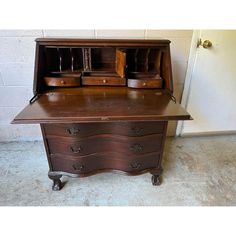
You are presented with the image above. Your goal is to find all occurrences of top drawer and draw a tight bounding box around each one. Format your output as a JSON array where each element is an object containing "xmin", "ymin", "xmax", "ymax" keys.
[{"xmin": 43, "ymin": 122, "xmax": 165, "ymax": 138}]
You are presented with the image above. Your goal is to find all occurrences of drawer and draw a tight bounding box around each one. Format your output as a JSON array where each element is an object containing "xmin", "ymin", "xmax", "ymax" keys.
[
  {"xmin": 42, "ymin": 122, "xmax": 165, "ymax": 138},
  {"xmin": 46, "ymin": 134, "xmax": 163, "ymax": 156},
  {"xmin": 44, "ymin": 73, "xmax": 81, "ymax": 87},
  {"xmin": 127, "ymin": 78, "xmax": 162, "ymax": 89},
  {"xmin": 82, "ymin": 76, "xmax": 126, "ymax": 86},
  {"xmin": 50, "ymin": 152, "xmax": 160, "ymax": 174}
]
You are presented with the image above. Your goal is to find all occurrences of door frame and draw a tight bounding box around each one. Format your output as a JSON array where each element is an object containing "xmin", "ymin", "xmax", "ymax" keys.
[{"xmin": 176, "ymin": 30, "xmax": 200, "ymax": 136}]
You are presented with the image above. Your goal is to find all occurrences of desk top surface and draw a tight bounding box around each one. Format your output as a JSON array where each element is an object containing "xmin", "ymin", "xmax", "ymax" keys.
[{"xmin": 13, "ymin": 87, "xmax": 191, "ymax": 124}]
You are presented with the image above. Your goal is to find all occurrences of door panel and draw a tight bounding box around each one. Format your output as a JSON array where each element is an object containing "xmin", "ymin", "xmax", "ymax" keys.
[{"xmin": 182, "ymin": 30, "xmax": 236, "ymax": 134}]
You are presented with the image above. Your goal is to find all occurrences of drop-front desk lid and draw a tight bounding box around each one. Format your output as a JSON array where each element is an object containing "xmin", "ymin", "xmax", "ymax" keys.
[{"xmin": 12, "ymin": 87, "xmax": 191, "ymax": 124}]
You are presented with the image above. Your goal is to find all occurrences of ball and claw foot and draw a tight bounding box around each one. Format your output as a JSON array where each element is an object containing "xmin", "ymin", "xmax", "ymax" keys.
[
  {"xmin": 52, "ymin": 179, "xmax": 62, "ymax": 191},
  {"xmin": 48, "ymin": 173, "xmax": 63, "ymax": 191},
  {"xmin": 151, "ymin": 175, "xmax": 161, "ymax": 186}
]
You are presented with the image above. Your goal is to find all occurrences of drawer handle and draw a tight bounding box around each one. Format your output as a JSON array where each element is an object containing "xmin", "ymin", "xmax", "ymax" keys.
[
  {"xmin": 70, "ymin": 146, "xmax": 83, "ymax": 153},
  {"xmin": 130, "ymin": 162, "xmax": 141, "ymax": 169},
  {"xmin": 130, "ymin": 143, "xmax": 143, "ymax": 153},
  {"xmin": 67, "ymin": 127, "xmax": 80, "ymax": 135},
  {"xmin": 131, "ymin": 126, "xmax": 144, "ymax": 135},
  {"xmin": 72, "ymin": 164, "xmax": 84, "ymax": 171}
]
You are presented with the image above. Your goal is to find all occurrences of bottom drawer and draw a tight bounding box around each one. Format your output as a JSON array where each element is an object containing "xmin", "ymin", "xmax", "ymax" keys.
[{"xmin": 50, "ymin": 152, "xmax": 160, "ymax": 174}]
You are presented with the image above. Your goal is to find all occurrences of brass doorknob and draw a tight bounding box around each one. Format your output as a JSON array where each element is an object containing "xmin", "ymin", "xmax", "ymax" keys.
[
  {"xmin": 202, "ymin": 40, "xmax": 212, "ymax": 48},
  {"xmin": 197, "ymin": 39, "xmax": 212, "ymax": 49}
]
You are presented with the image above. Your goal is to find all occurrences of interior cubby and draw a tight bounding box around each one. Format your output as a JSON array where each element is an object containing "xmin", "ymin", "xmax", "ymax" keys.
[
  {"xmin": 34, "ymin": 39, "xmax": 173, "ymax": 93},
  {"xmin": 45, "ymin": 47, "xmax": 83, "ymax": 74},
  {"xmin": 41, "ymin": 44, "xmax": 167, "ymax": 89},
  {"xmin": 126, "ymin": 48, "xmax": 163, "ymax": 75}
]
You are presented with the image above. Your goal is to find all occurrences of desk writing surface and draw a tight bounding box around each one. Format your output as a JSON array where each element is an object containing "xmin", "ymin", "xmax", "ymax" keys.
[{"xmin": 12, "ymin": 87, "xmax": 191, "ymax": 124}]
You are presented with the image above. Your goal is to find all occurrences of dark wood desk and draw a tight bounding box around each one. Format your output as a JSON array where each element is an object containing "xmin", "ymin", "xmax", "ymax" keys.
[{"xmin": 13, "ymin": 39, "xmax": 191, "ymax": 191}]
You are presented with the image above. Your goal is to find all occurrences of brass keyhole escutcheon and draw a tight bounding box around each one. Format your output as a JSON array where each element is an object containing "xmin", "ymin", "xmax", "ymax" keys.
[{"xmin": 197, "ymin": 39, "xmax": 212, "ymax": 49}]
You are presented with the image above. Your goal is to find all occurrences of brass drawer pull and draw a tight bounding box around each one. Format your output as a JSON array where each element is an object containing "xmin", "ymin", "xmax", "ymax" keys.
[
  {"xmin": 130, "ymin": 143, "xmax": 143, "ymax": 153},
  {"xmin": 72, "ymin": 164, "xmax": 84, "ymax": 171},
  {"xmin": 70, "ymin": 145, "xmax": 83, "ymax": 153},
  {"xmin": 131, "ymin": 126, "xmax": 144, "ymax": 135},
  {"xmin": 67, "ymin": 127, "xmax": 80, "ymax": 135},
  {"xmin": 130, "ymin": 162, "xmax": 141, "ymax": 169}
]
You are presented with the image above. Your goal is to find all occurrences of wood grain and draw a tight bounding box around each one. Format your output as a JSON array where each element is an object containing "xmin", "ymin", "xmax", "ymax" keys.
[
  {"xmin": 46, "ymin": 133, "xmax": 163, "ymax": 156},
  {"xmin": 50, "ymin": 152, "xmax": 160, "ymax": 174},
  {"xmin": 12, "ymin": 38, "xmax": 191, "ymax": 190},
  {"xmin": 12, "ymin": 87, "xmax": 191, "ymax": 124},
  {"xmin": 43, "ymin": 122, "xmax": 165, "ymax": 138}
]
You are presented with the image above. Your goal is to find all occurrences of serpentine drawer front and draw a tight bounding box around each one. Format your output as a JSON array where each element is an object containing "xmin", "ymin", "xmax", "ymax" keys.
[
  {"xmin": 46, "ymin": 133, "xmax": 163, "ymax": 156},
  {"xmin": 43, "ymin": 122, "xmax": 165, "ymax": 138},
  {"xmin": 12, "ymin": 38, "xmax": 191, "ymax": 191},
  {"xmin": 50, "ymin": 153, "xmax": 160, "ymax": 175}
]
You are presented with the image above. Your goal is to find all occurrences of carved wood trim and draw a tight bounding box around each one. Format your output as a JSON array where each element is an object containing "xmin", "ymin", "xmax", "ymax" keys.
[{"xmin": 82, "ymin": 48, "xmax": 92, "ymax": 71}]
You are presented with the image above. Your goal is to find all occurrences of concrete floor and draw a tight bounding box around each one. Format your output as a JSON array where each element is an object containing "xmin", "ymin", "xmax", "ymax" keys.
[{"xmin": 0, "ymin": 135, "xmax": 236, "ymax": 206}]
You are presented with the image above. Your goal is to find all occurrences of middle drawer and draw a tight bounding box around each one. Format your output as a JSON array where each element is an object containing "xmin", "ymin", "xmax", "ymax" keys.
[{"xmin": 46, "ymin": 134, "xmax": 163, "ymax": 157}]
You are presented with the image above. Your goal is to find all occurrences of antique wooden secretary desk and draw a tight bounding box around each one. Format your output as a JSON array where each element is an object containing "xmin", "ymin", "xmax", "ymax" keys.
[{"xmin": 13, "ymin": 38, "xmax": 191, "ymax": 191}]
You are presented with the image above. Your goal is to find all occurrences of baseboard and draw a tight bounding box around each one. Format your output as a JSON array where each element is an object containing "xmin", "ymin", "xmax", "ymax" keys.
[{"xmin": 180, "ymin": 130, "xmax": 236, "ymax": 137}]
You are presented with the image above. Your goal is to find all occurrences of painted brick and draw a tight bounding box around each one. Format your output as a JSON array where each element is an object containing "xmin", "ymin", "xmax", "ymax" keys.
[
  {"xmin": 173, "ymin": 83, "xmax": 185, "ymax": 103},
  {"xmin": 169, "ymin": 37, "xmax": 192, "ymax": 62},
  {"xmin": 0, "ymin": 107, "xmax": 23, "ymax": 124},
  {"xmin": 146, "ymin": 30, "xmax": 193, "ymax": 38},
  {"xmin": 0, "ymin": 63, "xmax": 34, "ymax": 86},
  {"xmin": 0, "ymin": 71, "xmax": 3, "ymax": 85},
  {"xmin": 43, "ymin": 30, "xmax": 95, "ymax": 38},
  {"xmin": 96, "ymin": 30, "xmax": 145, "ymax": 38},
  {"xmin": 0, "ymin": 124, "xmax": 42, "ymax": 141},
  {"xmin": 0, "ymin": 37, "xmax": 36, "ymax": 64},
  {"xmin": 0, "ymin": 86, "xmax": 33, "ymax": 107},
  {"xmin": 0, "ymin": 30, "xmax": 43, "ymax": 37},
  {"xmin": 172, "ymin": 61, "xmax": 188, "ymax": 85}
]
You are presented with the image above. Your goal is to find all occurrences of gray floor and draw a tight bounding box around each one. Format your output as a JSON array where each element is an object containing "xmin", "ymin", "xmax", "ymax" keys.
[{"xmin": 0, "ymin": 135, "xmax": 236, "ymax": 206}]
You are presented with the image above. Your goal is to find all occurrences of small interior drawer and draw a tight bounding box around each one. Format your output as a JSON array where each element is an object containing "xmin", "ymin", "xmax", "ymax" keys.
[
  {"xmin": 128, "ymin": 78, "xmax": 162, "ymax": 88},
  {"xmin": 82, "ymin": 75, "xmax": 126, "ymax": 86},
  {"xmin": 127, "ymin": 72, "xmax": 163, "ymax": 89},
  {"xmin": 44, "ymin": 72, "xmax": 81, "ymax": 87}
]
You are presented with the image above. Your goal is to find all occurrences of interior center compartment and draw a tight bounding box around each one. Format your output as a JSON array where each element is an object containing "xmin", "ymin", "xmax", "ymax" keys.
[
  {"xmin": 40, "ymin": 44, "xmax": 169, "ymax": 90},
  {"xmin": 91, "ymin": 48, "xmax": 116, "ymax": 71}
]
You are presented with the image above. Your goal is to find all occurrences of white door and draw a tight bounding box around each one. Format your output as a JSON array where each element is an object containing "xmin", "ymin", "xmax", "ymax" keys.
[{"xmin": 180, "ymin": 30, "xmax": 236, "ymax": 135}]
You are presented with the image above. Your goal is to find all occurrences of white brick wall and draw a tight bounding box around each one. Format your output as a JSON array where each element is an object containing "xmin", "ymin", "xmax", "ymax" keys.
[{"xmin": 0, "ymin": 30, "xmax": 192, "ymax": 141}]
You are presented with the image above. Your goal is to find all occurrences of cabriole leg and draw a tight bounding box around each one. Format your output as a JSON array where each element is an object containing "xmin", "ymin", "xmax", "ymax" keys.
[
  {"xmin": 151, "ymin": 174, "xmax": 162, "ymax": 186},
  {"xmin": 48, "ymin": 172, "xmax": 62, "ymax": 191},
  {"xmin": 150, "ymin": 167, "xmax": 163, "ymax": 186}
]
